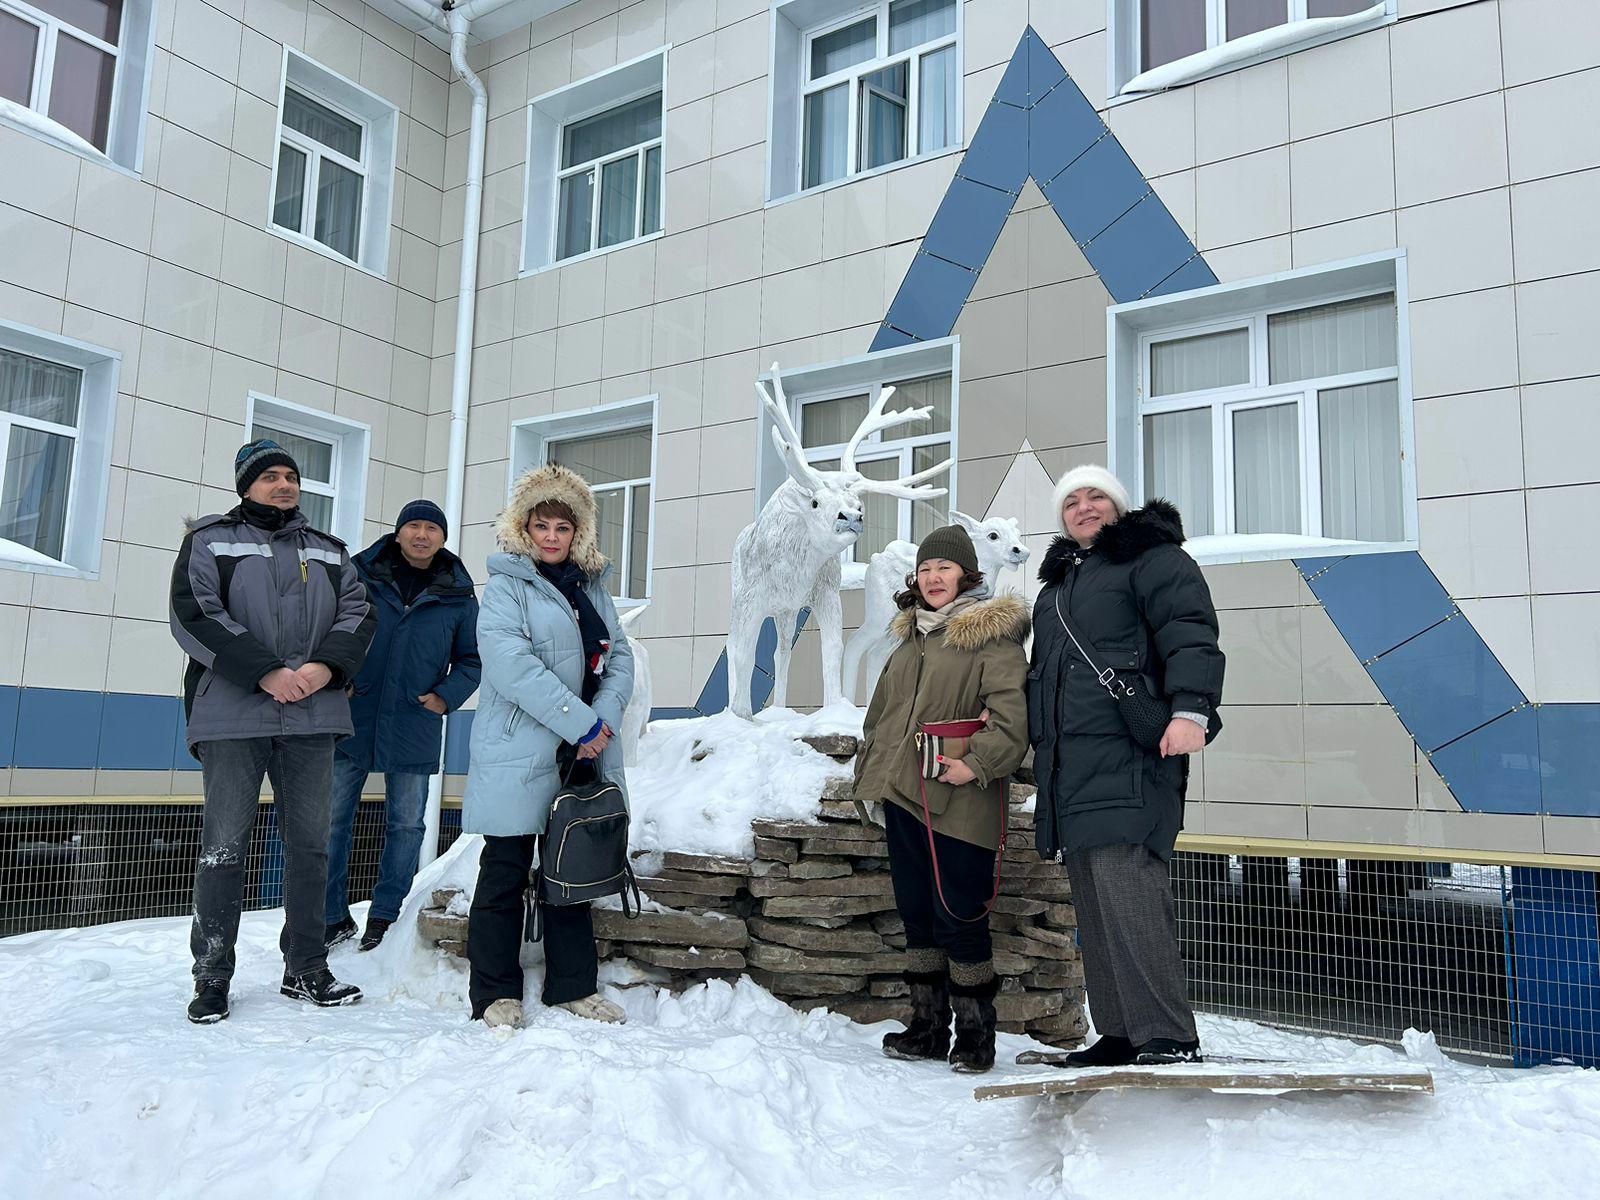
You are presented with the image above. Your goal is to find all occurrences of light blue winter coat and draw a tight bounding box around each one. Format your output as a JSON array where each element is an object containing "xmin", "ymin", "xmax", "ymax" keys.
[{"xmin": 462, "ymin": 552, "xmax": 635, "ymax": 837}]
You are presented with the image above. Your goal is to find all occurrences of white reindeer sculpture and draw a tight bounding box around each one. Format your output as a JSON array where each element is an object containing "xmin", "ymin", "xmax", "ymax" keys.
[
  {"xmin": 726, "ymin": 365, "xmax": 952, "ymax": 719},
  {"xmin": 841, "ymin": 510, "xmax": 1032, "ymax": 704},
  {"xmin": 617, "ymin": 603, "xmax": 651, "ymax": 767}
]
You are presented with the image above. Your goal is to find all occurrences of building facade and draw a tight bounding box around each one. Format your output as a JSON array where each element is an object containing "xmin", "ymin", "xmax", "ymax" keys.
[{"xmin": 1, "ymin": 0, "xmax": 1597, "ymax": 875}]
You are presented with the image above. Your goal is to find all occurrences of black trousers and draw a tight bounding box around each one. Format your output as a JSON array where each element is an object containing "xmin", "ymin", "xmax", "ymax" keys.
[
  {"xmin": 884, "ymin": 801, "xmax": 994, "ymax": 965},
  {"xmin": 467, "ymin": 834, "xmax": 598, "ymax": 1017}
]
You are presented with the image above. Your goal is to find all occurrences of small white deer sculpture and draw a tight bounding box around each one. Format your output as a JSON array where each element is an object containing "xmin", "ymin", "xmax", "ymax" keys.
[
  {"xmin": 726, "ymin": 364, "xmax": 951, "ymax": 719},
  {"xmin": 617, "ymin": 603, "xmax": 651, "ymax": 767},
  {"xmin": 842, "ymin": 511, "xmax": 1031, "ymax": 703}
]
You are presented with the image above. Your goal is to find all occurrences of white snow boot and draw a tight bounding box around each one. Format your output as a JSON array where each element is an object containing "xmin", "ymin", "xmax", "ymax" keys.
[
  {"xmin": 483, "ymin": 999, "xmax": 525, "ymax": 1029},
  {"xmin": 556, "ymin": 994, "xmax": 626, "ymax": 1024}
]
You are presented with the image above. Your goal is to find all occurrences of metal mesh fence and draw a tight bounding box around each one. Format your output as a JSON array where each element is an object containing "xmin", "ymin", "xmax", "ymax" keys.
[
  {"xmin": 0, "ymin": 799, "xmax": 464, "ymax": 938},
  {"xmin": 1173, "ymin": 852, "xmax": 1600, "ymax": 1066}
]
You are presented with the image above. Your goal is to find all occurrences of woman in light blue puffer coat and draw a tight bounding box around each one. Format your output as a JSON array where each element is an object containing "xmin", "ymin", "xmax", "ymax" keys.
[{"xmin": 464, "ymin": 463, "xmax": 634, "ymax": 1029}]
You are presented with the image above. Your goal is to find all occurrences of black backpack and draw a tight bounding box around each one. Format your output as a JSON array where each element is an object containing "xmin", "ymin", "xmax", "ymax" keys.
[{"xmin": 525, "ymin": 758, "xmax": 641, "ymax": 943}]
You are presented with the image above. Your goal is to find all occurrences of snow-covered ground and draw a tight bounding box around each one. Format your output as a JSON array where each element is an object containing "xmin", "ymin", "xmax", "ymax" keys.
[{"xmin": 5, "ymin": 872, "xmax": 1599, "ymax": 1199}]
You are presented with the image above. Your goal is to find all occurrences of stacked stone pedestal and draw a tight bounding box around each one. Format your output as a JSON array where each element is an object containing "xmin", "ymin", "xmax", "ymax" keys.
[{"xmin": 416, "ymin": 734, "xmax": 1087, "ymax": 1047}]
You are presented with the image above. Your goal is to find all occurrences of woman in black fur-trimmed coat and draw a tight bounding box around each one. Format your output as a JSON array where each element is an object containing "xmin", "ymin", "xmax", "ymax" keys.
[{"xmin": 1028, "ymin": 466, "xmax": 1224, "ymax": 1068}]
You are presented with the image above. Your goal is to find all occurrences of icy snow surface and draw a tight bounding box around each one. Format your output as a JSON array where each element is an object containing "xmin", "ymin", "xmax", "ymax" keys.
[{"xmin": 5, "ymin": 712, "xmax": 1600, "ymax": 1197}]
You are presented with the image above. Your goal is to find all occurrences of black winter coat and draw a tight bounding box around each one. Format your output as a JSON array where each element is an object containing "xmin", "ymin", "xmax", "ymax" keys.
[
  {"xmin": 1028, "ymin": 501, "xmax": 1224, "ymax": 862},
  {"xmin": 339, "ymin": 537, "xmax": 481, "ymax": 775}
]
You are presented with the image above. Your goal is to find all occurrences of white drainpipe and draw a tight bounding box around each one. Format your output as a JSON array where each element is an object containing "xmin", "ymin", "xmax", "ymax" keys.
[{"xmin": 421, "ymin": 5, "xmax": 490, "ymax": 866}]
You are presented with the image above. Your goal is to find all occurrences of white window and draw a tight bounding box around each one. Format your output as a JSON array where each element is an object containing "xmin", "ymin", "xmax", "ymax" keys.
[
  {"xmin": 0, "ymin": 320, "xmax": 118, "ymax": 576},
  {"xmin": 1108, "ymin": 251, "xmax": 1415, "ymax": 564},
  {"xmin": 770, "ymin": 0, "xmax": 961, "ymax": 201},
  {"xmin": 526, "ymin": 49, "xmax": 668, "ymax": 273},
  {"xmin": 1110, "ymin": 0, "xmax": 1394, "ymax": 97},
  {"xmin": 510, "ymin": 397, "xmax": 658, "ymax": 603},
  {"xmin": 0, "ymin": 0, "xmax": 156, "ymax": 170},
  {"xmin": 245, "ymin": 394, "xmax": 370, "ymax": 545},
  {"xmin": 268, "ymin": 50, "xmax": 397, "ymax": 276}
]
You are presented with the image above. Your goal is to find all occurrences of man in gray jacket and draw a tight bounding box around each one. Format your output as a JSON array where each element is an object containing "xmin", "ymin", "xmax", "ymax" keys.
[{"xmin": 170, "ymin": 439, "xmax": 377, "ymax": 1024}]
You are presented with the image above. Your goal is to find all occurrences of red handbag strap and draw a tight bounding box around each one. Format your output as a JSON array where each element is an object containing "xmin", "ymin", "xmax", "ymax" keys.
[{"xmin": 916, "ymin": 771, "xmax": 1005, "ymax": 924}]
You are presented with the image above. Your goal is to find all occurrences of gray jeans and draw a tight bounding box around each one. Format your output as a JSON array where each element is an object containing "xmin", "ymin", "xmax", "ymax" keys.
[{"xmin": 191, "ymin": 735, "xmax": 334, "ymax": 983}]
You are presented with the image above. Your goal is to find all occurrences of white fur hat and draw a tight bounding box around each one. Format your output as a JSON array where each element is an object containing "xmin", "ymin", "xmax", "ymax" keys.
[{"xmin": 1051, "ymin": 465, "xmax": 1132, "ymax": 531}]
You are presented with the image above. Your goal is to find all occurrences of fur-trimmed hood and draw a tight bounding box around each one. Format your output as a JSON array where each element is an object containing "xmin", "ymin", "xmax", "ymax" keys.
[
  {"xmin": 1038, "ymin": 498, "xmax": 1186, "ymax": 586},
  {"xmin": 889, "ymin": 592, "xmax": 1031, "ymax": 650},
  {"xmin": 496, "ymin": 463, "xmax": 607, "ymax": 577}
]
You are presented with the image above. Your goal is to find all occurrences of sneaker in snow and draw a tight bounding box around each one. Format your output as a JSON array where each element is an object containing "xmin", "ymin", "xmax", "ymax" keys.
[
  {"xmin": 1133, "ymin": 1038, "xmax": 1202, "ymax": 1065},
  {"xmin": 556, "ymin": 994, "xmax": 626, "ymax": 1024},
  {"xmin": 280, "ymin": 968, "xmax": 363, "ymax": 1007},
  {"xmin": 187, "ymin": 979, "xmax": 230, "ymax": 1024},
  {"xmin": 1054, "ymin": 1035, "xmax": 1136, "ymax": 1069},
  {"xmin": 324, "ymin": 915, "xmax": 358, "ymax": 949},
  {"xmin": 358, "ymin": 918, "xmax": 392, "ymax": 952},
  {"xmin": 483, "ymin": 998, "xmax": 524, "ymax": 1029}
]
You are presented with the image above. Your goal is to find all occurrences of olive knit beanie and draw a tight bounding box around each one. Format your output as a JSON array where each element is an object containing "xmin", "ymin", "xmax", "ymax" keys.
[{"xmin": 915, "ymin": 524, "xmax": 979, "ymax": 574}]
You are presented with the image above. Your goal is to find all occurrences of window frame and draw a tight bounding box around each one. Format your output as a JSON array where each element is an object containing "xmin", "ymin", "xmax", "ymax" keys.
[
  {"xmin": 509, "ymin": 396, "xmax": 660, "ymax": 607},
  {"xmin": 244, "ymin": 392, "xmax": 370, "ymax": 546},
  {"xmin": 524, "ymin": 48, "xmax": 670, "ymax": 276},
  {"xmin": 1107, "ymin": 0, "xmax": 1396, "ymax": 103},
  {"xmin": 1109, "ymin": 250, "xmax": 1416, "ymax": 565},
  {"xmin": 0, "ymin": 319, "xmax": 119, "ymax": 579},
  {"xmin": 0, "ymin": 0, "xmax": 155, "ymax": 174},
  {"xmin": 265, "ymin": 49, "xmax": 399, "ymax": 279},
  {"xmin": 553, "ymin": 92, "xmax": 664, "ymax": 264}
]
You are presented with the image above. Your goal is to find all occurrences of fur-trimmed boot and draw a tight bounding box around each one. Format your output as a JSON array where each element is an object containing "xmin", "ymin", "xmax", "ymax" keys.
[
  {"xmin": 881, "ymin": 970, "xmax": 952, "ymax": 1061},
  {"xmin": 947, "ymin": 965, "xmax": 999, "ymax": 1074}
]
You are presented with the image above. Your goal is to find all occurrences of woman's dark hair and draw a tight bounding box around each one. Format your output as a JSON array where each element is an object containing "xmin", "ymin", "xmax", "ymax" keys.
[
  {"xmin": 893, "ymin": 567, "xmax": 985, "ymax": 611},
  {"xmin": 530, "ymin": 499, "xmax": 579, "ymax": 527}
]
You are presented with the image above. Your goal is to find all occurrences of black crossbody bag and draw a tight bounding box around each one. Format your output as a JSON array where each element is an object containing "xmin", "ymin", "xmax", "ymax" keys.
[
  {"xmin": 525, "ymin": 754, "xmax": 642, "ymax": 943},
  {"xmin": 1052, "ymin": 589, "xmax": 1222, "ymax": 751}
]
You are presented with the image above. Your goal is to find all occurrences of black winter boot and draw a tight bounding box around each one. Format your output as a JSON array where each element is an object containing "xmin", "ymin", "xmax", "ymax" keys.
[
  {"xmin": 881, "ymin": 971, "xmax": 952, "ymax": 1061},
  {"xmin": 324, "ymin": 915, "xmax": 358, "ymax": 949},
  {"xmin": 947, "ymin": 973, "xmax": 999, "ymax": 1074},
  {"xmin": 358, "ymin": 918, "xmax": 392, "ymax": 952},
  {"xmin": 1055, "ymin": 1035, "xmax": 1137, "ymax": 1068},
  {"xmin": 1133, "ymin": 1037, "xmax": 1202, "ymax": 1064},
  {"xmin": 281, "ymin": 968, "xmax": 363, "ymax": 1007},
  {"xmin": 187, "ymin": 979, "xmax": 230, "ymax": 1024}
]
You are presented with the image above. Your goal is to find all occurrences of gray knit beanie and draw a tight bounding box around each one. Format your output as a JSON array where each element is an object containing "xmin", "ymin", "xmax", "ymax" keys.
[{"xmin": 915, "ymin": 524, "xmax": 980, "ymax": 575}]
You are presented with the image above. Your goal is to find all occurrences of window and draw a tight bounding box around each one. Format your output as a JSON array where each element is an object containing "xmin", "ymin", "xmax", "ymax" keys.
[
  {"xmin": 268, "ymin": 50, "xmax": 397, "ymax": 275},
  {"xmin": 770, "ymin": 0, "xmax": 961, "ymax": 200},
  {"xmin": 510, "ymin": 397, "xmax": 658, "ymax": 603},
  {"xmin": 1111, "ymin": 0, "xmax": 1393, "ymax": 96},
  {"xmin": 245, "ymin": 393, "xmax": 370, "ymax": 545},
  {"xmin": 526, "ymin": 49, "xmax": 668, "ymax": 273},
  {"xmin": 799, "ymin": 374, "xmax": 953, "ymax": 561},
  {"xmin": 1108, "ymin": 251, "xmax": 1414, "ymax": 563},
  {"xmin": 0, "ymin": 0, "xmax": 155, "ymax": 169},
  {"xmin": 0, "ymin": 321, "xmax": 118, "ymax": 576}
]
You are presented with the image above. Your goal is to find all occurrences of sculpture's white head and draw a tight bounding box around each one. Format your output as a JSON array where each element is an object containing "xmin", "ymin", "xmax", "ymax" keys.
[
  {"xmin": 951, "ymin": 510, "xmax": 1030, "ymax": 575},
  {"xmin": 755, "ymin": 363, "xmax": 953, "ymax": 556}
]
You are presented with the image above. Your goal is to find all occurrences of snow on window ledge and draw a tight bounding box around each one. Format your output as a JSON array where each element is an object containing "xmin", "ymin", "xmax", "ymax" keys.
[
  {"xmin": 1120, "ymin": 3, "xmax": 1389, "ymax": 96},
  {"xmin": 0, "ymin": 97, "xmax": 108, "ymax": 161},
  {"xmin": 1183, "ymin": 532, "xmax": 1414, "ymax": 567},
  {"xmin": 0, "ymin": 535, "xmax": 81, "ymax": 574}
]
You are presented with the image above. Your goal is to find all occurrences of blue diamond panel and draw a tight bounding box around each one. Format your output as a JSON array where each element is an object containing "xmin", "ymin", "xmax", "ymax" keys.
[
  {"xmin": 1428, "ymin": 705, "xmax": 1542, "ymax": 816},
  {"xmin": 992, "ymin": 38, "xmax": 1030, "ymax": 108},
  {"xmin": 869, "ymin": 323, "xmax": 920, "ymax": 351},
  {"xmin": 1305, "ymin": 552, "xmax": 1458, "ymax": 663},
  {"xmin": 1082, "ymin": 192, "xmax": 1199, "ymax": 304},
  {"xmin": 1145, "ymin": 253, "xmax": 1219, "ymax": 300},
  {"xmin": 1024, "ymin": 27, "xmax": 1068, "ymax": 104},
  {"xmin": 957, "ymin": 100, "xmax": 1029, "ymax": 194},
  {"xmin": 1040, "ymin": 135, "xmax": 1151, "ymax": 247},
  {"xmin": 921, "ymin": 175, "xmax": 1017, "ymax": 271},
  {"xmin": 99, "ymin": 693, "xmax": 181, "ymax": 771},
  {"xmin": 1294, "ymin": 555, "xmax": 1350, "ymax": 581},
  {"xmin": 1027, "ymin": 70, "xmax": 1100, "ymax": 186},
  {"xmin": 1538, "ymin": 704, "xmax": 1600, "ymax": 818},
  {"xmin": 14, "ymin": 687, "xmax": 105, "ymax": 770},
  {"xmin": 881, "ymin": 252, "xmax": 976, "ymax": 342},
  {"xmin": 1367, "ymin": 616, "xmax": 1525, "ymax": 753},
  {"xmin": 0, "ymin": 684, "xmax": 16, "ymax": 768}
]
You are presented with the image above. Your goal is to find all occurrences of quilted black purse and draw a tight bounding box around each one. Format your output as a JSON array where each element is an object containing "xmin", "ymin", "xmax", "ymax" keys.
[
  {"xmin": 525, "ymin": 756, "xmax": 641, "ymax": 943},
  {"xmin": 1052, "ymin": 589, "xmax": 1221, "ymax": 751}
]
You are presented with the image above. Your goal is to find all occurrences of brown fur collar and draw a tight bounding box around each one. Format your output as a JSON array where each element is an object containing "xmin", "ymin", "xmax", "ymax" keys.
[
  {"xmin": 496, "ymin": 463, "xmax": 607, "ymax": 576},
  {"xmin": 889, "ymin": 593, "xmax": 1031, "ymax": 651}
]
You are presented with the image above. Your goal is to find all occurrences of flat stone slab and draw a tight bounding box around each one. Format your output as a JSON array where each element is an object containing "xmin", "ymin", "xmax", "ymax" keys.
[
  {"xmin": 592, "ymin": 907, "xmax": 749, "ymax": 949},
  {"xmin": 746, "ymin": 940, "xmax": 906, "ymax": 976},
  {"xmin": 1023, "ymin": 962, "xmax": 1086, "ymax": 989},
  {"xmin": 622, "ymin": 942, "xmax": 747, "ymax": 971},
  {"xmin": 631, "ymin": 889, "xmax": 729, "ymax": 913},
  {"xmin": 753, "ymin": 837, "xmax": 799, "ymax": 863},
  {"xmin": 430, "ymin": 887, "xmax": 464, "ymax": 909},
  {"xmin": 768, "ymin": 859, "xmax": 853, "ymax": 880},
  {"xmin": 659, "ymin": 851, "xmax": 755, "ymax": 877},
  {"xmin": 993, "ymin": 989, "xmax": 1064, "ymax": 1023},
  {"xmin": 817, "ymin": 799, "xmax": 862, "ymax": 820},
  {"xmin": 993, "ymin": 931, "xmax": 1078, "ymax": 962},
  {"xmin": 820, "ymin": 778, "xmax": 857, "ymax": 802},
  {"xmin": 803, "ymin": 838, "xmax": 890, "ymax": 858},
  {"xmin": 1041, "ymin": 902, "xmax": 1077, "ymax": 927},
  {"xmin": 748, "ymin": 873, "xmax": 895, "ymax": 899},
  {"xmin": 991, "ymin": 895, "xmax": 1049, "ymax": 917},
  {"xmin": 752, "ymin": 818, "xmax": 882, "ymax": 843},
  {"xmin": 419, "ymin": 908, "xmax": 468, "ymax": 943},
  {"xmin": 761, "ymin": 894, "xmax": 897, "ymax": 919},
  {"xmin": 640, "ymin": 871, "xmax": 746, "ymax": 897},
  {"xmin": 800, "ymin": 733, "xmax": 860, "ymax": 758},
  {"xmin": 748, "ymin": 916, "xmax": 886, "ymax": 955},
  {"xmin": 792, "ymin": 996, "xmax": 910, "ymax": 1025},
  {"xmin": 1001, "ymin": 876, "xmax": 1070, "ymax": 900},
  {"xmin": 747, "ymin": 968, "xmax": 867, "ymax": 997}
]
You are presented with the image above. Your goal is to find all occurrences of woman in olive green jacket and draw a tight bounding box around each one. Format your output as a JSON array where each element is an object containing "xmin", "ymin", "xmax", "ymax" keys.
[{"xmin": 853, "ymin": 525, "xmax": 1030, "ymax": 1073}]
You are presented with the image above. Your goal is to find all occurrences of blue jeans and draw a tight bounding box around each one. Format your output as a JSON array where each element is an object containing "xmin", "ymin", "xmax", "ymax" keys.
[{"xmin": 325, "ymin": 753, "xmax": 429, "ymax": 924}]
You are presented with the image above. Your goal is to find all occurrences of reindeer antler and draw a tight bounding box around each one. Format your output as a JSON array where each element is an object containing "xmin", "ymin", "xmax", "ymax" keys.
[
  {"xmin": 840, "ymin": 384, "xmax": 940, "ymax": 473},
  {"xmin": 853, "ymin": 453, "xmax": 953, "ymax": 501},
  {"xmin": 755, "ymin": 364, "xmax": 825, "ymax": 492}
]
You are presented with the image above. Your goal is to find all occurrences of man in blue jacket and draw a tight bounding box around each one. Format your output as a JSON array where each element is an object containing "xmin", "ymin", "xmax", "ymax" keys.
[{"xmin": 325, "ymin": 499, "xmax": 481, "ymax": 952}]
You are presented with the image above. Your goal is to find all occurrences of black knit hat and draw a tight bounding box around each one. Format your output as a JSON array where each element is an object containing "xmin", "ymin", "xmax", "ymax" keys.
[
  {"xmin": 915, "ymin": 524, "xmax": 979, "ymax": 575},
  {"xmin": 234, "ymin": 439, "xmax": 299, "ymax": 496},
  {"xmin": 395, "ymin": 498, "xmax": 448, "ymax": 538}
]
